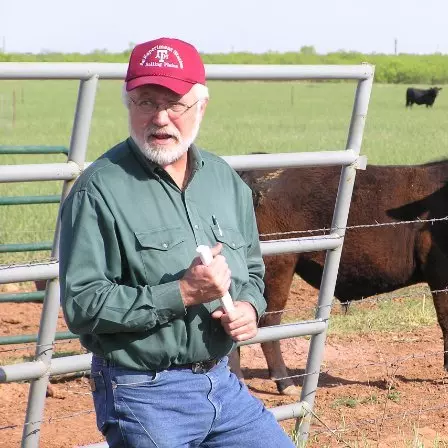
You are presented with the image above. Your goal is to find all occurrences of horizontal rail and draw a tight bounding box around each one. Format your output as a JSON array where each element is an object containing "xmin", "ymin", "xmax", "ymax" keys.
[
  {"xmin": 0, "ymin": 321, "xmax": 322, "ymax": 382},
  {"xmin": 0, "ymin": 151, "xmax": 360, "ymax": 184},
  {"xmin": 0, "ymin": 354, "xmax": 92, "ymax": 382},
  {"xmin": 0, "ymin": 195, "xmax": 61, "ymax": 205},
  {"xmin": 0, "ymin": 331, "xmax": 77, "ymax": 345},
  {"xmin": 261, "ymin": 233, "xmax": 342, "ymax": 255},
  {"xmin": 0, "ymin": 233, "xmax": 342, "ymax": 283},
  {"xmin": 0, "ymin": 161, "xmax": 81, "ymax": 182},
  {"xmin": 0, "ymin": 146, "xmax": 68, "ymax": 155},
  {"xmin": 0, "ymin": 63, "xmax": 374, "ymax": 81},
  {"xmin": 0, "ymin": 291, "xmax": 45, "ymax": 303},
  {"xmin": 238, "ymin": 320, "xmax": 326, "ymax": 346},
  {"xmin": 223, "ymin": 150, "xmax": 358, "ymax": 170},
  {"xmin": 79, "ymin": 444, "xmax": 108, "ymax": 448},
  {"xmin": 0, "ymin": 242, "xmax": 52, "ymax": 253},
  {"xmin": 0, "ymin": 261, "xmax": 59, "ymax": 284},
  {"xmin": 0, "ymin": 161, "xmax": 80, "ymax": 182},
  {"xmin": 207, "ymin": 64, "xmax": 374, "ymax": 80},
  {"xmin": 270, "ymin": 401, "xmax": 309, "ymax": 421},
  {"xmin": 0, "ymin": 62, "xmax": 125, "ymax": 79},
  {"xmin": 0, "ymin": 360, "xmax": 47, "ymax": 382}
]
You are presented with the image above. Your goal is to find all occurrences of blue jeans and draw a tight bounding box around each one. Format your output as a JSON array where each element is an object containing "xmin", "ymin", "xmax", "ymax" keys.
[{"xmin": 90, "ymin": 355, "xmax": 296, "ymax": 448}]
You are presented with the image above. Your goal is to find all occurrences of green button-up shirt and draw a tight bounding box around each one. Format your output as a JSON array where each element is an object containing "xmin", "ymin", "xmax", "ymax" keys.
[{"xmin": 60, "ymin": 138, "xmax": 266, "ymax": 370}]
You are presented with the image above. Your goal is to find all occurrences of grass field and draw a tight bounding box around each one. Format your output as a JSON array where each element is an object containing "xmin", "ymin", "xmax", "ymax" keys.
[
  {"xmin": 0, "ymin": 80, "xmax": 447, "ymax": 264},
  {"xmin": 1, "ymin": 79, "xmax": 446, "ymax": 447}
]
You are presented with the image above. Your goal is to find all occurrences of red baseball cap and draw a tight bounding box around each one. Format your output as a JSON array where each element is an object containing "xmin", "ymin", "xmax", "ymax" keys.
[{"xmin": 125, "ymin": 37, "xmax": 206, "ymax": 95}]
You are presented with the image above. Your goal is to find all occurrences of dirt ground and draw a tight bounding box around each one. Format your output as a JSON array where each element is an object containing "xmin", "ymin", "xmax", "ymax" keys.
[{"xmin": 0, "ymin": 279, "xmax": 447, "ymax": 448}]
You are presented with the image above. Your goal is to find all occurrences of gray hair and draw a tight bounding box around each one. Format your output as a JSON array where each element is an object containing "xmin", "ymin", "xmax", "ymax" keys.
[{"xmin": 122, "ymin": 83, "xmax": 209, "ymax": 109}]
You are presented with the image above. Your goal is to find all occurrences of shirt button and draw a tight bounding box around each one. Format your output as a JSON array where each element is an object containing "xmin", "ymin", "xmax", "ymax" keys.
[
  {"xmin": 232, "ymin": 242, "xmax": 236, "ymax": 247},
  {"xmin": 162, "ymin": 243, "xmax": 168, "ymax": 248},
  {"xmin": 194, "ymin": 224, "xmax": 199, "ymax": 229}
]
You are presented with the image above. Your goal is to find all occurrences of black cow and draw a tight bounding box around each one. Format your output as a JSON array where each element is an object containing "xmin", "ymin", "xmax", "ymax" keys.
[{"xmin": 406, "ymin": 87, "xmax": 442, "ymax": 108}]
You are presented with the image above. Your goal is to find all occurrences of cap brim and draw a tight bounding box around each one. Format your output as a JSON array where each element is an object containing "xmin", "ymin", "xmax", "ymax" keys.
[{"xmin": 126, "ymin": 76, "xmax": 194, "ymax": 95}]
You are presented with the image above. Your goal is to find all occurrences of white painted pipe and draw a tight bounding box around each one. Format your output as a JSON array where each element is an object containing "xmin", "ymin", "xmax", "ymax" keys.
[{"xmin": 196, "ymin": 245, "xmax": 235, "ymax": 313}]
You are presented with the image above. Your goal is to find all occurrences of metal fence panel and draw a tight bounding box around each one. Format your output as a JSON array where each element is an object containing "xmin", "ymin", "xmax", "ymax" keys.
[{"xmin": 0, "ymin": 62, "xmax": 374, "ymax": 448}]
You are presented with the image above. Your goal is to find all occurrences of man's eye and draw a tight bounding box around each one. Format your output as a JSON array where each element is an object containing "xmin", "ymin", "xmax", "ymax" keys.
[{"xmin": 169, "ymin": 103, "xmax": 185, "ymax": 112}]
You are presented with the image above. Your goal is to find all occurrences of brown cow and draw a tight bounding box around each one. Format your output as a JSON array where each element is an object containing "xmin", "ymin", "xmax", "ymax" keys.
[
  {"xmin": 37, "ymin": 159, "xmax": 447, "ymax": 396},
  {"xmin": 234, "ymin": 159, "xmax": 448, "ymax": 395}
]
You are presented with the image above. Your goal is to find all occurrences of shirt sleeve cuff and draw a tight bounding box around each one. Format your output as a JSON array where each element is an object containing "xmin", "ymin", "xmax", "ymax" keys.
[{"xmin": 150, "ymin": 281, "xmax": 186, "ymax": 324}]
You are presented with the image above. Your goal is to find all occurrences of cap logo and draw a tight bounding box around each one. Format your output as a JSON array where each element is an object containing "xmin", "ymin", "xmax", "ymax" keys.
[
  {"xmin": 140, "ymin": 45, "xmax": 184, "ymax": 70},
  {"xmin": 156, "ymin": 49, "xmax": 169, "ymax": 63}
]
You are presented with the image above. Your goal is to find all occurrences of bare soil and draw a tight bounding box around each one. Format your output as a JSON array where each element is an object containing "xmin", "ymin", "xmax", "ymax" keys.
[{"xmin": 0, "ymin": 279, "xmax": 447, "ymax": 448}]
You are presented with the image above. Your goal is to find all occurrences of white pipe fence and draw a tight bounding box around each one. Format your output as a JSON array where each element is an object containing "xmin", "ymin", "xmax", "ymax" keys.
[{"xmin": 0, "ymin": 61, "xmax": 374, "ymax": 447}]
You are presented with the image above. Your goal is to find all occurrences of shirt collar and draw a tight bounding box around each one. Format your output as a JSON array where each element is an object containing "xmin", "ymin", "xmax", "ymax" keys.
[{"xmin": 188, "ymin": 143, "xmax": 205, "ymax": 173}]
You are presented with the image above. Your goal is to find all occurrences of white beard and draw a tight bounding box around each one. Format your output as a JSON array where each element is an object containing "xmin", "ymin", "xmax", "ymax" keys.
[{"xmin": 130, "ymin": 109, "xmax": 202, "ymax": 166}]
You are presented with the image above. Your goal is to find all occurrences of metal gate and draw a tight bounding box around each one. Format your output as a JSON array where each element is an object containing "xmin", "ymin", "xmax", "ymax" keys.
[{"xmin": 0, "ymin": 62, "xmax": 374, "ymax": 447}]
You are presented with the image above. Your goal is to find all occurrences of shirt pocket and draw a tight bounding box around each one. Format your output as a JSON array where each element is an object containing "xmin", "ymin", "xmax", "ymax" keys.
[
  {"xmin": 211, "ymin": 225, "xmax": 249, "ymax": 286},
  {"xmin": 134, "ymin": 227, "xmax": 188, "ymax": 285}
]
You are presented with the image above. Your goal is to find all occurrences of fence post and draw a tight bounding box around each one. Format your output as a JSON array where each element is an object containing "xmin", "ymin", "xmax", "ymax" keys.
[{"xmin": 21, "ymin": 75, "xmax": 99, "ymax": 448}]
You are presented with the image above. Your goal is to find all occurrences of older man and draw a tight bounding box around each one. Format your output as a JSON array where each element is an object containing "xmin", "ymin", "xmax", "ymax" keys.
[{"xmin": 60, "ymin": 37, "xmax": 295, "ymax": 447}]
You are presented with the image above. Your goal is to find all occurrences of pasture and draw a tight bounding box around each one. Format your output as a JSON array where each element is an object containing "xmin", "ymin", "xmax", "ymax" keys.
[
  {"xmin": 1, "ymin": 81, "xmax": 447, "ymax": 266},
  {"xmin": 1, "ymin": 80, "xmax": 447, "ymax": 446},
  {"xmin": 1, "ymin": 80, "xmax": 447, "ymax": 266}
]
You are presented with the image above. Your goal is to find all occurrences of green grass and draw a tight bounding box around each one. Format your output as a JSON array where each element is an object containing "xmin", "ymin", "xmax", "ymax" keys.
[
  {"xmin": 328, "ymin": 287, "xmax": 437, "ymax": 335},
  {"xmin": 1, "ymin": 80, "xmax": 447, "ymax": 265},
  {"xmin": 1, "ymin": 349, "xmax": 82, "ymax": 366},
  {"xmin": 281, "ymin": 284, "xmax": 438, "ymax": 334}
]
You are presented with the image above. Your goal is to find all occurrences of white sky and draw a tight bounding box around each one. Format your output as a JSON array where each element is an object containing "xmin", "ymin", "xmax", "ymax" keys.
[{"xmin": 2, "ymin": 0, "xmax": 447, "ymax": 55}]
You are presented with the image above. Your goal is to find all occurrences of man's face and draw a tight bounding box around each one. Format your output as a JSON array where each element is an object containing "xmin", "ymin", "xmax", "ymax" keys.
[{"xmin": 128, "ymin": 84, "xmax": 207, "ymax": 166}]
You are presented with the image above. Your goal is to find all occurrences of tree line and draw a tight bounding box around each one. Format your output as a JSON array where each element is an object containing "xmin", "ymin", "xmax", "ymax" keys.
[{"xmin": 1, "ymin": 47, "xmax": 447, "ymax": 85}]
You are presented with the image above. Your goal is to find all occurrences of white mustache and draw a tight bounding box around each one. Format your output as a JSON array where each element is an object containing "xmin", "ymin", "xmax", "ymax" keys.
[{"xmin": 144, "ymin": 127, "xmax": 180, "ymax": 142}]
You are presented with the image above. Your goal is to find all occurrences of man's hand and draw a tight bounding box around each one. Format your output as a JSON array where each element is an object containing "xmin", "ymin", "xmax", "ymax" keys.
[
  {"xmin": 211, "ymin": 301, "xmax": 258, "ymax": 342},
  {"xmin": 180, "ymin": 243, "xmax": 231, "ymax": 307}
]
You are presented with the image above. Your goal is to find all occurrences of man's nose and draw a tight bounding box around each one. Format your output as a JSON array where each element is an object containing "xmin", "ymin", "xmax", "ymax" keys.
[{"xmin": 151, "ymin": 107, "xmax": 170, "ymax": 126}]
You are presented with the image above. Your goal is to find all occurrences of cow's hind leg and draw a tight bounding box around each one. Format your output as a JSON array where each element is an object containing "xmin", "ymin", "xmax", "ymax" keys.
[
  {"xmin": 435, "ymin": 291, "xmax": 448, "ymax": 371},
  {"xmin": 420, "ymin": 243, "xmax": 448, "ymax": 370},
  {"xmin": 429, "ymin": 287, "xmax": 448, "ymax": 371},
  {"xmin": 429, "ymin": 287, "xmax": 448, "ymax": 370},
  {"xmin": 260, "ymin": 255, "xmax": 300, "ymax": 395}
]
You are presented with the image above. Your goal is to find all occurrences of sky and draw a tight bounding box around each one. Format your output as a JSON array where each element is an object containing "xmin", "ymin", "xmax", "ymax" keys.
[{"xmin": 1, "ymin": 0, "xmax": 448, "ymax": 55}]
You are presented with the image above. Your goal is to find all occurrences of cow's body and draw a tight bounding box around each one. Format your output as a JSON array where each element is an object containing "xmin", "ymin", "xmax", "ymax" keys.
[
  {"xmin": 406, "ymin": 87, "xmax": 442, "ymax": 107},
  {"xmin": 237, "ymin": 160, "xmax": 448, "ymax": 395}
]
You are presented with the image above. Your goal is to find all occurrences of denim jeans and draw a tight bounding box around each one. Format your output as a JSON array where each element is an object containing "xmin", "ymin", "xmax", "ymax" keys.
[{"xmin": 90, "ymin": 355, "xmax": 296, "ymax": 448}]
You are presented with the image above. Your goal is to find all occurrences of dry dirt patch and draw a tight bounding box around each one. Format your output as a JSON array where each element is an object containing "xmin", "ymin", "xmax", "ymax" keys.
[{"xmin": 0, "ymin": 280, "xmax": 447, "ymax": 447}]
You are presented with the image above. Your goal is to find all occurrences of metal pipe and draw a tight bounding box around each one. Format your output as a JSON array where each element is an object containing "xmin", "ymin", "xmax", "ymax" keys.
[
  {"xmin": 0, "ymin": 331, "xmax": 77, "ymax": 346},
  {"xmin": 270, "ymin": 401, "xmax": 308, "ymax": 421},
  {"xmin": 0, "ymin": 195, "xmax": 61, "ymax": 205},
  {"xmin": 223, "ymin": 149, "xmax": 358, "ymax": 170},
  {"xmin": 238, "ymin": 320, "xmax": 326, "ymax": 346},
  {"xmin": 296, "ymin": 70, "xmax": 375, "ymax": 442},
  {"xmin": 0, "ymin": 161, "xmax": 81, "ymax": 182},
  {"xmin": 0, "ymin": 353, "xmax": 92, "ymax": 383},
  {"xmin": 21, "ymin": 75, "xmax": 99, "ymax": 448},
  {"xmin": 261, "ymin": 234, "xmax": 342, "ymax": 256},
  {"xmin": 0, "ymin": 291, "xmax": 45, "ymax": 303},
  {"xmin": 0, "ymin": 242, "xmax": 52, "ymax": 253},
  {"xmin": 0, "ymin": 261, "xmax": 59, "ymax": 284},
  {"xmin": 0, "ymin": 146, "xmax": 68, "ymax": 155},
  {"xmin": 0, "ymin": 62, "xmax": 374, "ymax": 81}
]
